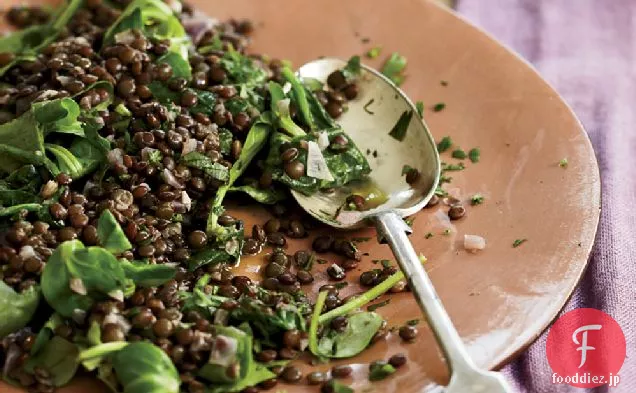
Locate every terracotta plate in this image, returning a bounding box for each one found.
[1,0,601,392]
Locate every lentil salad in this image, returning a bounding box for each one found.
[0,1,443,392]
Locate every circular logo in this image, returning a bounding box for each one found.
[546,308,626,388]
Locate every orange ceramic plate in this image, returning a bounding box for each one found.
[1,0,600,392]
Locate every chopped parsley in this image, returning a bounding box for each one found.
[363,98,375,115]
[415,101,424,118]
[437,136,453,153]
[404,216,416,226]
[381,52,407,86]
[513,239,527,248]
[366,46,382,59]
[367,299,391,312]
[425,232,433,239]
[469,148,481,163]
[439,175,452,184]
[432,102,446,112]
[559,158,568,168]
[401,164,417,176]
[388,110,413,141]
[441,162,465,171]
[470,194,484,205]
[342,55,362,81]
[451,149,467,159]
[381,260,392,269]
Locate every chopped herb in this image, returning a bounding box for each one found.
[352,237,371,243]
[406,319,420,326]
[439,175,452,184]
[334,282,349,290]
[380,260,392,269]
[441,162,465,171]
[441,80,449,86]
[451,149,467,159]
[415,101,424,118]
[342,55,362,81]
[369,362,396,381]
[471,194,484,205]
[366,46,382,59]
[432,102,446,112]
[363,98,375,115]
[424,232,433,239]
[434,186,448,197]
[513,239,527,248]
[443,229,452,236]
[381,52,407,86]
[418,254,427,264]
[388,110,413,142]
[147,149,163,167]
[401,164,416,176]
[559,158,568,168]
[437,136,452,153]
[367,299,390,312]
[469,148,481,163]
[404,216,415,226]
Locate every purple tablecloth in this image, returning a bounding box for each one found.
[457,0,635,391]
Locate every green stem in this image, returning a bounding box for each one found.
[309,290,328,356]
[281,66,314,130]
[279,117,306,138]
[318,271,404,325]
[78,342,128,361]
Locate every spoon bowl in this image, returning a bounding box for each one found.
[293,58,440,228]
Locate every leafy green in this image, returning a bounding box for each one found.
[78,341,128,372]
[111,342,180,393]
[181,152,230,182]
[231,294,309,339]
[24,336,80,387]
[179,275,228,317]
[513,239,527,248]
[30,313,63,356]
[321,380,354,393]
[32,98,83,137]
[189,90,217,115]
[220,48,268,85]
[228,185,285,204]
[45,138,104,179]
[451,149,466,159]
[264,129,371,195]
[281,67,314,129]
[415,101,424,117]
[342,55,362,82]
[0,165,42,207]
[316,312,383,358]
[433,102,446,112]
[470,194,484,205]
[381,52,407,86]
[369,362,396,381]
[97,209,133,254]
[0,108,48,174]
[0,0,84,76]
[148,53,192,104]
[121,260,176,288]
[437,136,453,153]
[366,47,382,59]
[41,240,128,318]
[303,85,337,130]
[268,81,306,137]
[388,110,413,142]
[219,129,233,155]
[469,148,481,163]
[0,282,40,338]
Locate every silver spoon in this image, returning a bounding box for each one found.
[294,58,514,393]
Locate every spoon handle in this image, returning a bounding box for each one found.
[374,211,476,373]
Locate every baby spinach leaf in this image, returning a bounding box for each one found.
[264,129,371,195]
[206,363,275,393]
[111,342,180,393]
[0,282,40,338]
[97,210,133,254]
[24,336,79,387]
[388,110,413,142]
[302,85,337,130]
[41,240,128,318]
[369,361,396,381]
[315,312,383,358]
[0,111,46,174]
[30,313,63,356]
[0,166,41,207]
[268,81,306,137]
[189,219,244,271]
[381,52,408,86]
[120,260,176,288]
[228,185,285,205]
[231,294,309,339]
[32,98,83,137]
[179,279,228,318]
[148,53,192,104]
[180,152,229,182]
[281,67,314,129]
[220,48,268,85]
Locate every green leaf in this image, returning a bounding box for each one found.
[302,85,337,130]
[316,312,383,358]
[231,295,308,339]
[121,260,176,288]
[111,342,180,393]
[415,101,424,118]
[0,111,46,174]
[369,362,396,381]
[342,55,362,81]
[220,48,268,85]
[451,148,467,159]
[381,52,407,86]
[366,47,382,59]
[268,81,306,137]
[97,210,133,254]
[32,98,83,137]
[437,136,453,153]
[188,89,217,115]
[388,110,413,142]
[0,282,40,338]
[469,148,481,163]
[24,336,79,387]
[470,194,484,205]
[41,240,128,318]
[219,128,233,155]
[433,102,446,112]
[228,185,285,204]
[281,67,314,129]
[513,239,527,248]
[180,152,230,182]
[30,313,63,356]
